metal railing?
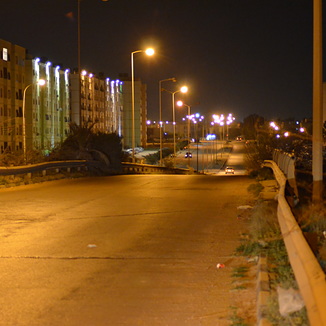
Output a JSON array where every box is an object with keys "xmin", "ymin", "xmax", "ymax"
[
  {"xmin": 0, "ymin": 161, "xmax": 190, "ymax": 179},
  {"xmin": 263, "ymin": 160, "xmax": 326, "ymax": 326},
  {"xmin": 0, "ymin": 160, "xmax": 87, "ymax": 177},
  {"xmin": 122, "ymin": 162, "xmax": 190, "ymax": 174}
]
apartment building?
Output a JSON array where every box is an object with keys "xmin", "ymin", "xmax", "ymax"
[
  {"xmin": 70, "ymin": 71, "xmax": 123, "ymax": 136},
  {"xmin": 0, "ymin": 39, "xmax": 26, "ymax": 153},
  {"xmin": 119, "ymin": 74, "xmax": 148, "ymax": 148}
]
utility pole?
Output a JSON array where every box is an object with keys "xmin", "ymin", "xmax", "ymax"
[{"xmin": 312, "ymin": 0, "xmax": 323, "ymax": 204}]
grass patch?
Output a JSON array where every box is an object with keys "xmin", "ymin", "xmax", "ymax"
[
  {"xmin": 232, "ymin": 266, "xmax": 249, "ymax": 278},
  {"xmin": 229, "ymin": 306, "xmax": 249, "ymax": 326},
  {"xmin": 235, "ymin": 200, "xmax": 309, "ymax": 325}
]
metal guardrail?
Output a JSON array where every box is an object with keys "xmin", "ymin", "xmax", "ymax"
[
  {"xmin": 122, "ymin": 162, "xmax": 190, "ymax": 174},
  {"xmin": 0, "ymin": 161, "xmax": 190, "ymax": 178},
  {"xmin": 263, "ymin": 160, "xmax": 326, "ymax": 326},
  {"xmin": 272, "ymin": 149, "xmax": 298, "ymax": 198},
  {"xmin": 0, "ymin": 160, "xmax": 87, "ymax": 177}
]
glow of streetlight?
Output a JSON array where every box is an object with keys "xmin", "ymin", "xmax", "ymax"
[{"xmin": 145, "ymin": 48, "xmax": 155, "ymax": 56}]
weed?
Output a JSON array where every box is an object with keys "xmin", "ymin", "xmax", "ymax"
[
  {"xmin": 247, "ymin": 182, "xmax": 264, "ymax": 197},
  {"xmin": 232, "ymin": 284, "xmax": 247, "ymax": 290},
  {"xmin": 232, "ymin": 266, "xmax": 249, "ymax": 278},
  {"xmin": 235, "ymin": 240, "xmax": 264, "ymax": 256},
  {"xmin": 229, "ymin": 306, "xmax": 249, "ymax": 326}
]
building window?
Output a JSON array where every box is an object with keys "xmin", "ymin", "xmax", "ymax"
[{"xmin": 2, "ymin": 48, "xmax": 8, "ymax": 61}]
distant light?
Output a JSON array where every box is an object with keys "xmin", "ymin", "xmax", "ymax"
[
  {"xmin": 180, "ymin": 86, "xmax": 188, "ymax": 93},
  {"xmin": 46, "ymin": 61, "xmax": 52, "ymax": 67},
  {"xmin": 89, "ymin": 73, "xmax": 94, "ymax": 78},
  {"xmin": 206, "ymin": 134, "xmax": 216, "ymax": 140},
  {"xmin": 146, "ymin": 120, "xmax": 151, "ymax": 125},
  {"xmin": 195, "ymin": 113, "xmax": 200, "ymax": 118},
  {"xmin": 81, "ymin": 70, "xmax": 87, "ymax": 76},
  {"xmin": 299, "ymin": 127, "xmax": 305, "ymax": 132},
  {"xmin": 176, "ymin": 100, "xmax": 183, "ymax": 107},
  {"xmin": 284, "ymin": 132, "xmax": 289, "ymax": 137},
  {"xmin": 276, "ymin": 134, "xmax": 281, "ymax": 138},
  {"xmin": 35, "ymin": 57, "xmax": 41, "ymax": 63}
]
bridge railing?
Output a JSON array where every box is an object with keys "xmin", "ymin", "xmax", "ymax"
[
  {"xmin": 122, "ymin": 162, "xmax": 190, "ymax": 174},
  {"xmin": 263, "ymin": 160, "xmax": 326, "ymax": 326},
  {"xmin": 0, "ymin": 160, "xmax": 88, "ymax": 178},
  {"xmin": 0, "ymin": 161, "xmax": 190, "ymax": 179}
]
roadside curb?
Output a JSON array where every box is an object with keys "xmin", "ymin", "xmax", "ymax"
[{"xmin": 257, "ymin": 256, "xmax": 272, "ymax": 326}]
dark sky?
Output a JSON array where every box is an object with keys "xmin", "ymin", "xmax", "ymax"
[{"xmin": 1, "ymin": 0, "xmax": 322, "ymax": 122}]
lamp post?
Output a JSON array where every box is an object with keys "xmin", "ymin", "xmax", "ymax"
[
  {"xmin": 131, "ymin": 48, "xmax": 154, "ymax": 162},
  {"xmin": 22, "ymin": 79, "xmax": 46, "ymax": 163},
  {"xmin": 176, "ymin": 100, "xmax": 191, "ymax": 168},
  {"xmin": 159, "ymin": 78, "xmax": 176, "ymax": 165},
  {"xmin": 162, "ymin": 86, "xmax": 188, "ymax": 166}
]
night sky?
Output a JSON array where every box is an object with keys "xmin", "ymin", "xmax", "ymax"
[{"xmin": 1, "ymin": 0, "xmax": 323, "ymax": 122}]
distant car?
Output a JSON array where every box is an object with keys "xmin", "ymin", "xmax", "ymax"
[
  {"xmin": 185, "ymin": 152, "xmax": 192, "ymax": 158},
  {"xmin": 225, "ymin": 167, "xmax": 234, "ymax": 174}
]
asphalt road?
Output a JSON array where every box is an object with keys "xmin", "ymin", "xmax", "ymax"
[{"xmin": 0, "ymin": 174, "xmax": 254, "ymax": 326}]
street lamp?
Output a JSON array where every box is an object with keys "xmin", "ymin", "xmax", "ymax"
[
  {"xmin": 159, "ymin": 78, "xmax": 176, "ymax": 165},
  {"xmin": 22, "ymin": 79, "xmax": 46, "ymax": 163},
  {"xmin": 176, "ymin": 100, "xmax": 191, "ymax": 168},
  {"xmin": 162, "ymin": 86, "xmax": 188, "ymax": 165},
  {"xmin": 131, "ymin": 48, "xmax": 154, "ymax": 162}
]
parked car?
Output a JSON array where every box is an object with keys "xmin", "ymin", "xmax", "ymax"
[
  {"xmin": 225, "ymin": 167, "xmax": 234, "ymax": 174},
  {"xmin": 185, "ymin": 152, "xmax": 192, "ymax": 158}
]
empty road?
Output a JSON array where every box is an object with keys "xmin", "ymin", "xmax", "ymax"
[{"xmin": 0, "ymin": 174, "xmax": 255, "ymax": 325}]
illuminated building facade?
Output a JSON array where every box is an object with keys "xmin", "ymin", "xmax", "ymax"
[
  {"xmin": 70, "ymin": 71, "xmax": 123, "ymax": 136},
  {"xmin": 25, "ymin": 58, "xmax": 70, "ymax": 151},
  {"xmin": 0, "ymin": 39, "xmax": 26, "ymax": 153}
]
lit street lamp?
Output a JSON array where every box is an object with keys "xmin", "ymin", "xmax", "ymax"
[
  {"xmin": 22, "ymin": 79, "xmax": 46, "ymax": 163},
  {"xmin": 159, "ymin": 78, "xmax": 176, "ymax": 165},
  {"xmin": 162, "ymin": 86, "xmax": 188, "ymax": 165},
  {"xmin": 176, "ymin": 100, "xmax": 191, "ymax": 168},
  {"xmin": 131, "ymin": 48, "xmax": 154, "ymax": 162}
]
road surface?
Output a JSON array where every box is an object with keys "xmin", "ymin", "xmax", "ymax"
[{"xmin": 0, "ymin": 175, "xmax": 255, "ymax": 325}]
